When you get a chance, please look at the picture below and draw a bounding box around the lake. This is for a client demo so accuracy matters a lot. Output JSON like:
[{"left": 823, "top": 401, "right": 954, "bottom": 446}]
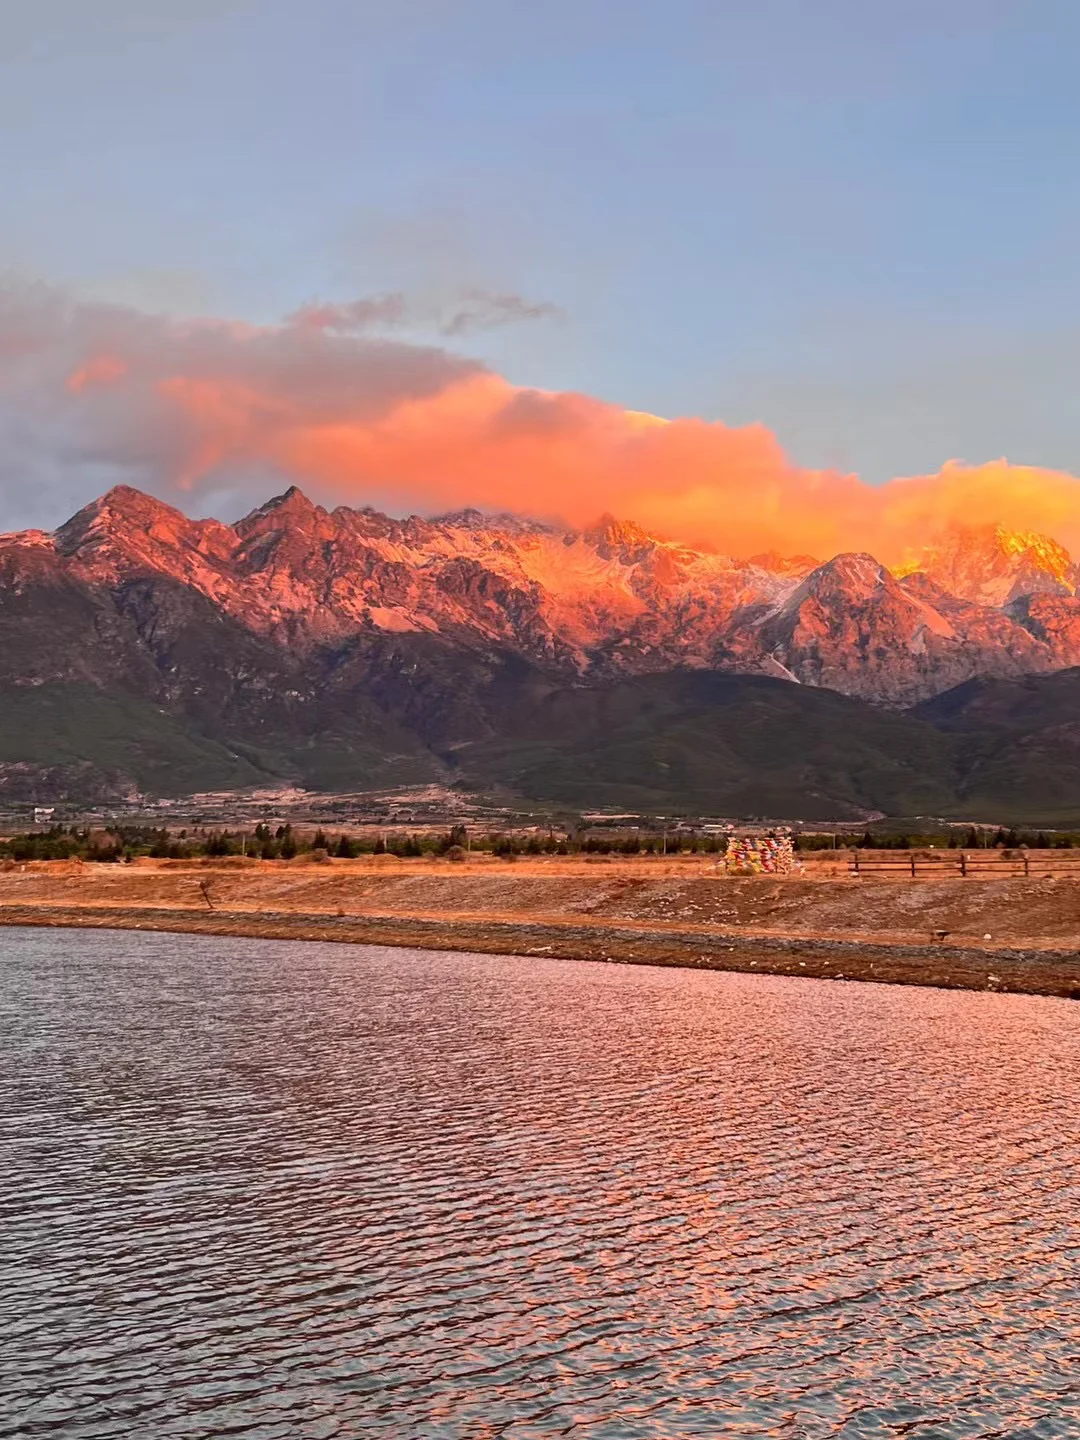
[{"left": 1, "top": 927, "right": 1079, "bottom": 1438}]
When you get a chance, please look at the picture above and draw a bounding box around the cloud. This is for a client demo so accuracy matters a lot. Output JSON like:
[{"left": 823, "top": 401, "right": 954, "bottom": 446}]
[
  {"left": 286, "top": 288, "right": 562, "bottom": 337},
  {"left": 285, "top": 294, "right": 411, "bottom": 334},
  {"left": 439, "top": 289, "right": 563, "bottom": 335},
  {"left": 0, "top": 282, "right": 482, "bottom": 528},
  {"left": 3, "top": 280, "right": 1080, "bottom": 562}
]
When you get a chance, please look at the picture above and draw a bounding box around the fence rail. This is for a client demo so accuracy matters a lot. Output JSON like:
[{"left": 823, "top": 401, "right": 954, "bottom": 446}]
[{"left": 849, "top": 851, "right": 1080, "bottom": 878}]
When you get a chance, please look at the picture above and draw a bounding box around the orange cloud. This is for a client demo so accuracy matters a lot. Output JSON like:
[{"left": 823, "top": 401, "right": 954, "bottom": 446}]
[
  {"left": 263, "top": 376, "right": 858, "bottom": 557},
  {"left": 6, "top": 282, "right": 1080, "bottom": 561},
  {"left": 878, "top": 460, "right": 1080, "bottom": 557},
  {"left": 157, "top": 364, "right": 1080, "bottom": 562},
  {"left": 66, "top": 352, "right": 128, "bottom": 392}
]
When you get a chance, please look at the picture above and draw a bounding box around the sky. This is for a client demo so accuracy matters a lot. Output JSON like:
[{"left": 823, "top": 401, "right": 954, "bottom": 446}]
[{"left": 2, "top": 0, "right": 1080, "bottom": 554}]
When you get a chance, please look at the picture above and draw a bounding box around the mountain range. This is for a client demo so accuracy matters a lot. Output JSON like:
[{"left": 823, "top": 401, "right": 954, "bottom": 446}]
[{"left": 4, "top": 483, "right": 1080, "bottom": 820}]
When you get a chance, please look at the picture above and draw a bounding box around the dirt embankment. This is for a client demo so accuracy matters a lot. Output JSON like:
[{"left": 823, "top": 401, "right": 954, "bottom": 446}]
[{"left": 2, "top": 856, "right": 1078, "bottom": 999}]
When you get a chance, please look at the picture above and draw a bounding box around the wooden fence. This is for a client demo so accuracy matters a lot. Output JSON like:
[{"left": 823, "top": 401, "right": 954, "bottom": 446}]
[{"left": 850, "top": 850, "right": 1080, "bottom": 879}]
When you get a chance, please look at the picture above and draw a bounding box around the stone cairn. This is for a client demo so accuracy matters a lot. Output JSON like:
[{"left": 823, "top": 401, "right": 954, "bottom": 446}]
[{"left": 722, "top": 826, "right": 796, "bottom": 876}]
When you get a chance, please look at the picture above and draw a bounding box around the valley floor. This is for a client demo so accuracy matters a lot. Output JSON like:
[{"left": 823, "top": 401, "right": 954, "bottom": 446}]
[{"left": 2, "top": 855, "right": 1079, "bottom": 999}]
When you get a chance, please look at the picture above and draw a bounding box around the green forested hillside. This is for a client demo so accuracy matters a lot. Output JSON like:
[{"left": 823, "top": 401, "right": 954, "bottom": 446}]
[
  {"left": 460, "top": 672, "right": 959, "bottom": 819},
  {"left": 6, "top": 661, "right": 1080, "bottom": 823},
  {"left": 0, "top": 683, "right": 266, "bottom": 799}
]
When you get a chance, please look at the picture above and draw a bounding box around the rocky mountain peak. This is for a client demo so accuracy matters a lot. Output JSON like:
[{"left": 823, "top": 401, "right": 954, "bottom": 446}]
[
  {"left": 234, "top": 485, "right": 324, "bottom": 536},
  {"left": 898, "top": 522, "right": 1076, "bottom": 605},
  {"left": 13, "top": 484, "right": 1080, "bottom": 709},
  {"left": 797, "top": 553, "right": 892, "bottom": 604},
  {"left": 583, "top": 513, "right": 658, "bottom": 560},
  {"left": 746, "top": 551, "right": 819, "bottom": 577},
  {"left": 54, "top": 485, "right": 192, "bottom": 557},
  {"left": 432, "top": 508, "right": 551, "bottom": 537}
]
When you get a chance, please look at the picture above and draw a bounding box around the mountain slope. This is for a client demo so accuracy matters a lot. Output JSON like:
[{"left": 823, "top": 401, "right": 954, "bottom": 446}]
[
  {"left": 899, "top": 523, "right": 1079, "bottom": 606},
  {"left": 913, "top": 668, "right": 1080, "bottom": 821},
  {"left": 0, "top": 532, "right": 444, "bottom": 794},
  {"left": 460, "top": 672, "right": 959, "bottom": 819},
  {"left": 4, "top": 485, "right": 1080, "bottom": 813},
  {"left": 0, "top": 683, "right": 269, "bottom": 802},
  {"left": 11, "top": 484, "right": 1080, "bottom": 704}
]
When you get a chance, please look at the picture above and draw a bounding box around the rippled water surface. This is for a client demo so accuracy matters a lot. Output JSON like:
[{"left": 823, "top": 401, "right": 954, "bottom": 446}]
[{"left": 2, "top": 929, "right": 1080, "bottom": 1438}]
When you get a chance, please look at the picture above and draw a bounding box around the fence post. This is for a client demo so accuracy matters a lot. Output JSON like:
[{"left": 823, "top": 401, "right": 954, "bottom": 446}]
[
  {"left": 960, "top": 852, "right": 967, "bottom": 878},
  {"left": 1024, "top": 852, "right": 1030, "bottom": 877},
  {"left": 910, "top": 853, "right": 916, "bottom": 879},
  {"left": 854, "top": 852, "right": 860, "bottom": 875}
]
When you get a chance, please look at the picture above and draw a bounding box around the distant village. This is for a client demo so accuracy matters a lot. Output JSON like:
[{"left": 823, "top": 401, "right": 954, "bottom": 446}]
[{"left": 2, "top": 784, "right": 1076, "bottom": 861}]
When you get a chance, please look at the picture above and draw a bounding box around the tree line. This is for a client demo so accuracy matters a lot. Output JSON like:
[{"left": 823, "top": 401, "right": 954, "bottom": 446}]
[{"left": 3, "top": 822, "right": 1078, "bottom": 863}]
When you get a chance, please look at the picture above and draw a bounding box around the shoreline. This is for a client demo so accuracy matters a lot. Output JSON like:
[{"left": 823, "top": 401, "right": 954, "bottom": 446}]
[{"left": 5, "top": 902, "right": 1080, "bottom": 999}]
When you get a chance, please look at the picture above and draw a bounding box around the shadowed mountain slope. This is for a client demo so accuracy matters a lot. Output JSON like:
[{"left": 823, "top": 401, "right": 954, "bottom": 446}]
[
  {"left": 460, "top": 672, "right": 959, "bottom": 819},
  {"left": 913, "top": 669, "right": 1080, "bottom": 822}
]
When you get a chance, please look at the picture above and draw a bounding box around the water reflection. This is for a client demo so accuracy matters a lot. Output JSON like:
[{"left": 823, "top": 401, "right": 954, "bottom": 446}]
[{"left": 1, "top": 929, "right": 1078, "bottom": 1437}]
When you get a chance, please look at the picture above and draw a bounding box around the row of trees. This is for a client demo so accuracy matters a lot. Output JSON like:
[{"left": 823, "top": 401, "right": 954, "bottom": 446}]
[
  {"left": 852, "top": 828, "right": 1076, "bottom": 850},
  {"left": 4, "top": 822, "right": 1080, "bottom": 864},
  {"left": 0, "top": 822, "right": 477, "bottom": 863}
]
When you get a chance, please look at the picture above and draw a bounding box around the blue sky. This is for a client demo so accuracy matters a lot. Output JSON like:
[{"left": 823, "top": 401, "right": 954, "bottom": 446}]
[{"left": 2, "top": 0, "right": 1080, "bottom": 485}]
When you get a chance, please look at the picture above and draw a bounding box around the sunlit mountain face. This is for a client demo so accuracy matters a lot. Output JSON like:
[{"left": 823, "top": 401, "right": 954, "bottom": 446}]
[
  {"left": 7, "top": 483, "right": 1080, "bottom": 814},
  {"left": 4, "top": 485, "right": 1080, "bottom": 706}
]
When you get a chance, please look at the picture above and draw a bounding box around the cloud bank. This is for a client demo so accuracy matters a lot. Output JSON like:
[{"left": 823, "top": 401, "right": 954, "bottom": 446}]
[
  {"left": 3, "top": 282, "right": 1080, "bottom": 561},
  {"left": 287, "top": 288, "right": 563, "bottom": 337}
]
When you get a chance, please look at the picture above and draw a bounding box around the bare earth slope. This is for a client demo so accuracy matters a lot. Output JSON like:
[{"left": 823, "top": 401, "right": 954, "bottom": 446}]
[{"left": 3, "top": 858, "right": 1078, "bottom": 999}]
